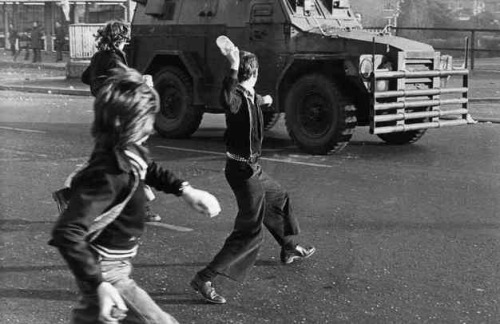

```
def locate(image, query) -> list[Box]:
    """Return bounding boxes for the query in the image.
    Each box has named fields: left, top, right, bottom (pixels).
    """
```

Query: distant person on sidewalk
left=30, top=21, right=43, bottom=63
left=8, top=23, right=19, bottom=61
left=54, top=21, right=66, bottom=62
left=19, top=29, right=31, bottom=61
left=82, top=20, right=162, bottom=223
left=50, top=68, right=221, bottom=324
left=190, top=47, right=316, bottom=304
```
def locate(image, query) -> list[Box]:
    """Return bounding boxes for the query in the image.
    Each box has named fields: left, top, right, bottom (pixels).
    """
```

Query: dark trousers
left=56, top=49, right=63, bottom=61
left=10, top=42, right=16, bottom=56
left=23, top=48, right=30, bottom=61
left=200, top=159, right=300, bottom=282
left=32, top=48, right=41, bottom=63
left=55, top=43, right=64, bottom=61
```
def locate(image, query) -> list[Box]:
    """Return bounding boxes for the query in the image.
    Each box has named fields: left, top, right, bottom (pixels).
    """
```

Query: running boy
left=190, top=47, right=316, bottom=304
left=81, top=20, right=161, bottom=222
left=50, top=68, right=221, bottom=323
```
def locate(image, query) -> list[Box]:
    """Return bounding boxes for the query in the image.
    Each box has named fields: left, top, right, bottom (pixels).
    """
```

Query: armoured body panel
left=129, top=0, right=473, bottom=154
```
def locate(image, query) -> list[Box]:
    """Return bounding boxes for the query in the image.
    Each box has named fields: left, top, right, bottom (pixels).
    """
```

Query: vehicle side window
left=251, top=3, right=273, bottom=23
left=145, top=0, right=176, bottom=20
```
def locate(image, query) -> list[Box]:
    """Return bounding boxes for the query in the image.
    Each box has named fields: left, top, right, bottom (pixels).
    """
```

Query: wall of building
left=0, top=0, right=128, bottom=50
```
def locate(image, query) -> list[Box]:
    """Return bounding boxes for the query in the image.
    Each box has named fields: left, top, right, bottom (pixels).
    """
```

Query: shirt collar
left=237, top=84, right=255, bottom=100
left=112, top=144, right=149, bottom=176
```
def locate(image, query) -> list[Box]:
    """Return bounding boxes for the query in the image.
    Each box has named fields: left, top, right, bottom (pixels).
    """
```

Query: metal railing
left=69, top=24, right=104, bottom=59
left=365, top=26, right=500, bottom=70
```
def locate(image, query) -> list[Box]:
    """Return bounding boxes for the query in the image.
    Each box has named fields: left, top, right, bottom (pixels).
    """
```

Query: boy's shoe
left=190, top=275, right=226, bottom=304
left=280, top=244, right=316, bottom=264
left=144, top=205, right=161, bottom=222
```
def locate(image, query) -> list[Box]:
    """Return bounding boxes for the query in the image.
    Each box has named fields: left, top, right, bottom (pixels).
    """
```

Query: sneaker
left=144, top=205, right=161, bottom=222
left=280, top=244, right=316, bottom=264
left=190, top=275, right=226, bottom=304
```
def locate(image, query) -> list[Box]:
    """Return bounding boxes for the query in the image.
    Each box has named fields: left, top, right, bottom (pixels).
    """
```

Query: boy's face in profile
left=246, top=69, right=258, bottom=88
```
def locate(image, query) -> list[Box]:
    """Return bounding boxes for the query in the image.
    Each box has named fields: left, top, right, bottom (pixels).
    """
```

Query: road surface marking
left=156, top=145, right=332, bottom=168
left=0, top=147, right=48, bottom=158
left=0, top=126, right=46, bottom=134
left=145, top=222, right=193, bottom=232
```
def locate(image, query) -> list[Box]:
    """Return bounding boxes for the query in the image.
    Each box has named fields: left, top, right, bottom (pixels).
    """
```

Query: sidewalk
left=0, top=49, right=90, bottom=96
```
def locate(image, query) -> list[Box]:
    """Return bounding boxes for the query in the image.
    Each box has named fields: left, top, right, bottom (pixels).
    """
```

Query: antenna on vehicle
left=463, top=36, right=469, bottom=69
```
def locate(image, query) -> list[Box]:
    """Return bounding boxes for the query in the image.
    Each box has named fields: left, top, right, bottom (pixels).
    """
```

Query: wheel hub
left=299, top=94, right=332, bottom=137
left=160, top=86, right=181, bottom=120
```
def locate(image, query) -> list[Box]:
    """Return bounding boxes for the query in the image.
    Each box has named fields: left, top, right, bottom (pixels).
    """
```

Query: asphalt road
left=1, top=90, right=499, bottom=324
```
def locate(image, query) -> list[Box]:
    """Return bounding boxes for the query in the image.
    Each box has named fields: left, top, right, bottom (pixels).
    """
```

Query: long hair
left=92, top=66, right=159, bottom=149
left=95, top=20, right=129, bottom=51
left=238, top=51, right=259, bottom=82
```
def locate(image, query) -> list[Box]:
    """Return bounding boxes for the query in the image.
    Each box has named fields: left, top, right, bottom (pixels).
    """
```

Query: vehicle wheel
left=377, top=129, right=426, bottom=145
left=284, top=74, right=357, bottom=154
left=153, top=67, right=202, bottom=138
left=263, top=111, right=281, bottom=131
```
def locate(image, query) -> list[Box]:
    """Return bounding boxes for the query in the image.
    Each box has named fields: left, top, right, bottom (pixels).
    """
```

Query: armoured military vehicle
left=128, top=0, right=473, bottom=154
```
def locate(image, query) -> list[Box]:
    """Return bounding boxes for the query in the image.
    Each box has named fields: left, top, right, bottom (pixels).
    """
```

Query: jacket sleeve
left=50, top=169, right=121, bottom=294
left=145, top=161, right=185, bottom=196
left=220, top=69, right=242, bottom=114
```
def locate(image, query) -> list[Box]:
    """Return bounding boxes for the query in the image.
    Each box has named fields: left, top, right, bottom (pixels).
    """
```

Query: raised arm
left=220, top=47, right=242, bottom=113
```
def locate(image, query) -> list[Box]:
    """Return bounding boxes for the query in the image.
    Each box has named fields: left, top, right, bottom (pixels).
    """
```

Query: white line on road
left=145, top=222, right=193, bottom=232
left=156, top=145, right=332, bottom=168
left=0, top=126, right=46, bottom=134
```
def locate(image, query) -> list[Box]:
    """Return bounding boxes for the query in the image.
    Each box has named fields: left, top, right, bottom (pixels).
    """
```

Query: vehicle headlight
left=376, top=79, right=389, bottom=92
left=359, top=58, right=373, bottom=79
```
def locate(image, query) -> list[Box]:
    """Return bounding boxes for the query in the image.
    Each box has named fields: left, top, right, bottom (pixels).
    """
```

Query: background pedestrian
left=19, top=29, right=31, bottom=61
left=54, top=21, right=66, bottom=62
left=30, top=21, right=43, bottom=63
left=8, top=23, right=19, bottom=61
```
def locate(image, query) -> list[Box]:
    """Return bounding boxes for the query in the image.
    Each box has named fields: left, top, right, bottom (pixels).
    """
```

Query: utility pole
left=393, top=0, right=402, bottom=28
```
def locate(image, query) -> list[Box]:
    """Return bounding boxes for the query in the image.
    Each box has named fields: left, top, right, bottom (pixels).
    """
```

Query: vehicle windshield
left=285, top=0, right=353, bottom=19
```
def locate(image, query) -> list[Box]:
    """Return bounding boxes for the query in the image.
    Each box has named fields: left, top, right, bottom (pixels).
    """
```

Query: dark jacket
left=220, top=69, right=271, bottom=159
left=30, top=26, right=43, bottom=49
left=55, top=26, right=66, bottom=46
left=8, top=27, right=18, bottom=44
left=50, top=143, right=185, bottom=294
left=81, top=49, right=128, bottom=96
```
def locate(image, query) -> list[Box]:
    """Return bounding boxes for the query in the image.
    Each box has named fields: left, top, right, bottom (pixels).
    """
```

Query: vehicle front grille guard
left=369, top=48, right=474, bottom=135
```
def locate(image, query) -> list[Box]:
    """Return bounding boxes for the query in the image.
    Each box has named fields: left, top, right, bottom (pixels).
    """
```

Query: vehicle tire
left=284, top=74, right=357, bottom=154
left=263, top=111, right=281, bottom=131
left=376, top=107, right=428, bottom=145
left=376, top=129, right=427, bottom=145
left=153, top=67, right=202, bottom=138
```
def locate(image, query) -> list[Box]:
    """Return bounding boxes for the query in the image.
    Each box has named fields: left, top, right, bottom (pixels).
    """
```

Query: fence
left=69, top=24, right=104, bottom=59
left=365, top=26, right=500, bottom=70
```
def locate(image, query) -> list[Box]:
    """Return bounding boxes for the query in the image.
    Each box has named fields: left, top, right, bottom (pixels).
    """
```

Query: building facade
left=443, top=0, right=500, bottom=21
left=0, top=0, right=131, bottom=51
left=352, top=0, right=500, bottom=27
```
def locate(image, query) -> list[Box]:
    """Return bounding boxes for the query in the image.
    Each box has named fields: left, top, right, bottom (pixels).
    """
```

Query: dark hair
left=95, top=20, right=129, bottom=51
left=238, top=51, right=259, bottom=82
left=92, top=66, right=159, bottom=149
